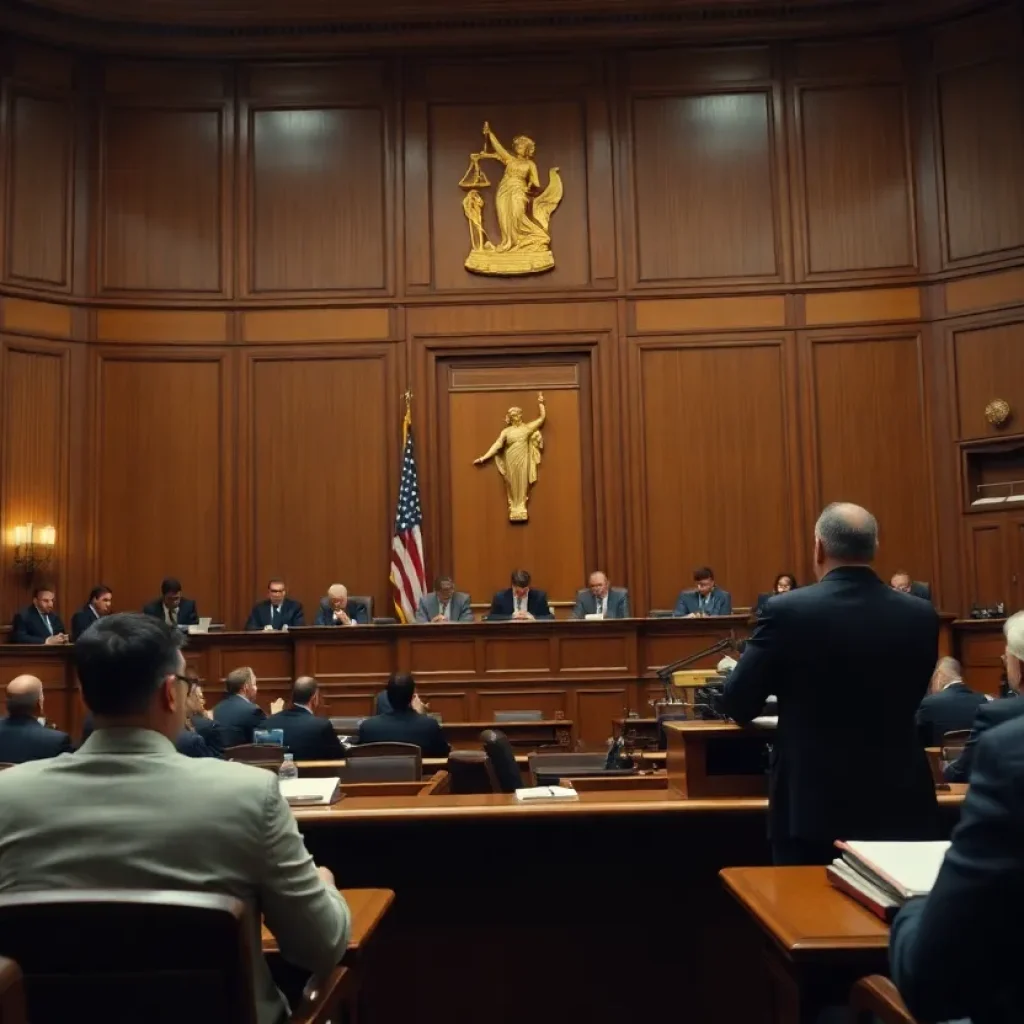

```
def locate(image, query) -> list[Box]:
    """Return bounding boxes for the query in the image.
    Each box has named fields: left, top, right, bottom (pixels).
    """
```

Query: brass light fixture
left=13, top=522, right=56, bottom=574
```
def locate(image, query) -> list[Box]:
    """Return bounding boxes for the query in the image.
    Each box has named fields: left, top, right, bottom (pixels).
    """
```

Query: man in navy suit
left=11, top=586, right=68, bottom=645
left=673, top=567, right=732, bottom=617
left=890, top=611, right=1024, bottom=1024
left=570, top=571, right=631, bottom=619
left=245, top=579, right=305, bottom=631
left=264, top=677, right=344, bottom=762
left=0, top=675, right=72, bottom=763
left=71, top=585, right=113, bottom=642
left=142, top=577, right=199, bottom=628
left=722, top=503, right=939, bottom=865
left=315, top=584, right=369, bottom=626
left=487, top=569, right=553, bottom=620
left=212, top=667, right=284, bottom=748
left=357, top=673, right=449, bottom=758
left=915, top=655, right=989, bottom=747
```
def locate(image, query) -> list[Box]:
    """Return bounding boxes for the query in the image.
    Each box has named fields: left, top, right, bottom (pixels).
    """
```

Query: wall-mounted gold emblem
left=985, top=399, right=1011, bottom=427
left=459, top=123, right=562, bottom=276
left=473, top=393, right=546, bottom=521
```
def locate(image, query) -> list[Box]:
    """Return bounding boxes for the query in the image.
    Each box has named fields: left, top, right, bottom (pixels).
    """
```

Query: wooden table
left=721, top=866, right=891, bottom=1024
left=261, top=887, right=394, bottom=958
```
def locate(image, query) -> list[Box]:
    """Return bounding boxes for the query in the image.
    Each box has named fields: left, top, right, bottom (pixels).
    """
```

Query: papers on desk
left=279, top=777, right=342, bottom=806
left=750, top=716, right=778, bottom=729
left=827, top=840, right=950, bottom=921
left=515, top=785, right=579, bottom=802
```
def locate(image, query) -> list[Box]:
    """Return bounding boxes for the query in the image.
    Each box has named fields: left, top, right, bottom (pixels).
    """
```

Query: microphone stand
left=656, top=631, right=737, bottom=705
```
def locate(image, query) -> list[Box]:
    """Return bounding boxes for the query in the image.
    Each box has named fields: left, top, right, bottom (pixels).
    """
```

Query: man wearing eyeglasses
left=0, top=613, right=350, bottom=1024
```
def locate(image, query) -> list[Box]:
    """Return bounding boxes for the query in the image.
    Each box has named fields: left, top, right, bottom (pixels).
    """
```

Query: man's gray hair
left=814, top=502, right=878, bottom=563
left=1005, top=610, right=1024, bottom=661
left=935, top=656, right=962, bottom=682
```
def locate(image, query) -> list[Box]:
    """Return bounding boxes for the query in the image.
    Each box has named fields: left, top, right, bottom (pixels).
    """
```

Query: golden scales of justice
left=458, top=121, right=563, bottom=276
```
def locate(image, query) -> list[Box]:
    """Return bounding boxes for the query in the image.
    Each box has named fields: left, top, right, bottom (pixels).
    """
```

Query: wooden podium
left=664, top=719, right=775, bottom=798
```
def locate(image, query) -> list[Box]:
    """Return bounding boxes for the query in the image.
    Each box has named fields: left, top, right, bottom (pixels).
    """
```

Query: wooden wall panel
left=804, top=332, right=935, bottom=586
left=244, top=349, right=396, bottom=621
left=632, top=338, right=796, bottom=612
left=951, top=316, right=1024, bottom=440
left=965, top=519, right=1007, bottom=610
left=4, top=91, right=73, bottom=289
left=94, top=352, right=230, bottom=620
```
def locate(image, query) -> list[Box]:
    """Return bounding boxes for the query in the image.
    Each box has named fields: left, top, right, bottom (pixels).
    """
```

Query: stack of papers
left=827, top=839, right=950, bottom=921
left=514, top=785, right=578, bottom=802
left=279, top=777, right=342, bottom=806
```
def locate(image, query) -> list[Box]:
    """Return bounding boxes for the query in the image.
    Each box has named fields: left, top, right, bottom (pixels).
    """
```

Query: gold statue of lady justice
left=474, top=394, right=546, bottom=521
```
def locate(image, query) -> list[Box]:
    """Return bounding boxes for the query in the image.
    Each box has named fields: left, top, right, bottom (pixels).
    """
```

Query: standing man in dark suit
left=673, top=567, right=732, bottom=617
left=11, top=586, right=68, bottom=645
left=264, top=678, right=344, bottom=762
left=71, top=585, right=113, bottom=641
left=142, top=578, right=199, bottom=628
left=570, top=571, right=631, bottom=619
left=315, top=584, right=369, bottom=626
left=357, top=673, right=449, bottom=758
left=212, top=667, right=284, bottom=748
left=722, top=502, right=940, bottom=865
left=246, top=579, right=305, bottom=631
left=0, top=675, right=72, bottom=763
left=487, top=569, right=553, bottom=620
left=889, top=610, right=1024, bottom=1024
left=915, top=656, right=989, bottom=747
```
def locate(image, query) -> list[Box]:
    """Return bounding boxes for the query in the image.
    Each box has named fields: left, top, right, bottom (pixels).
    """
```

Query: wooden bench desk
left=262, top=887, right=394, bottom=959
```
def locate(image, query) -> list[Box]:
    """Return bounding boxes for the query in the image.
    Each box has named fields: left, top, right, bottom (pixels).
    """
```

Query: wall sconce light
left=13, top=522, right=56, bottom=574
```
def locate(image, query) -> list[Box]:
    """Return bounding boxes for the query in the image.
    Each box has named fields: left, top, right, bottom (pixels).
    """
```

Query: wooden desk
left=261, top=887, right=394, bottom=958
left=664, top=719, right=775, bottom=798
left=721, top=866, right=890, bottom=1024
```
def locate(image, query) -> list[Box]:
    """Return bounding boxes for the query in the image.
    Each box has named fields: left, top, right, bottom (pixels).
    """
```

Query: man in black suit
left=0, top=675, right=72, bottom=763
left=722, top=502, right=940, bottom=866
left=211, top=667, right=284, bottom=748
left=487, top=569, right=553, bottom=621
left=915, top=656, right=989, bottom=747
left=315, top=584, right=369, bottom=626
left=890, top=571, right=931, bottom=603
left=142, top=577, right=199, bottom=628
left=264, top=677, right=345, bottom=761
left=890, top=613, right=1024, bottom=1024
left=245, top=579, right=305, bottom=631
left=357, top=673, right=449, bottom=758
left=71, top=585, right=113, bottom=642
left=11, top=586, right=68, bottom=645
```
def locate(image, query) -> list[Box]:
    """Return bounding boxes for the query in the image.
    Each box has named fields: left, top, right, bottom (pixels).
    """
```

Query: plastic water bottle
left=278, top=753, right=298, bottom=782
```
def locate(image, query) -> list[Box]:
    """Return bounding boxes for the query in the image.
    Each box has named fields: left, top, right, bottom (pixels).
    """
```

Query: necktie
left=169, top=607, right=177, bottom=627
left=516, top=597, right=522, bottom=614
left=440, top=602, right=448, bottom=620
left=597, top=598, right=604, bottom=617
left=43, top=614, right=52, bottom=635
left=272, top=606, right=279, bottom=628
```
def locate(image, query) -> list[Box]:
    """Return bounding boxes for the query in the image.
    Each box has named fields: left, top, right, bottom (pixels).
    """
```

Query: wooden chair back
left=446, top=750, right=501, bottom=793
left=942, top=729, right=971, bottom=743
left=850, top=975, right=917, bottom=1023
left=0, top=957, right=26, bottom=1024
left=225, top=743, right=285, bottom=770
left=343, top=755, right=420, bottom=783
left=346, top=742, right=422, bottom=778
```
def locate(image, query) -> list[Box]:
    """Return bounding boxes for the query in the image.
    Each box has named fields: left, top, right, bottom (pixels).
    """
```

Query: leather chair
left=941, top=728, right=970, bottom=764
left=0, top=889, right=353, bottom=1024
left=446, top=750, right=500, bottom=794
left=0, top=957, right=26, bottom=1024
left=528, top=751, right=619, bottom=786
left=319, top=595, right=376, bottom=623
left=480, top=729, right=521, bottom=793
left=224, top=743, right=285, bottom=771
left=346, top=741, right=422, bottom=780
left=850, top=975, right=917, bottom=1023
left=343, top=756, right=420, bottom=783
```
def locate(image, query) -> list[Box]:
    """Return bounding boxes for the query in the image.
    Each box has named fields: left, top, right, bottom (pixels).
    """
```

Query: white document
left=279, top=777, right=341, bottom=806
left=515, top=786, right=579, bottom=802
left=839, top=840, right=950, bottom=900
left=584, top=613, right=604, bottom=621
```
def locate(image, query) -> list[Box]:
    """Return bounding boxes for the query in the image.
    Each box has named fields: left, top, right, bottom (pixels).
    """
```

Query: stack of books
left=826, top=840, right=950, bottom=921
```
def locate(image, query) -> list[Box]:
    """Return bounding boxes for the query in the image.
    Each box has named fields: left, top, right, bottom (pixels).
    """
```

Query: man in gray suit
left=414, top=576, right=473, bottom=623
left=570, top=571, right=631, bottom=619
left=0, top=613, right=350, bottom=1024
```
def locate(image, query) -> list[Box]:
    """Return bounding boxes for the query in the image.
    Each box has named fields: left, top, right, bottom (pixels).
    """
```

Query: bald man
left=264, top=676, right=345, bottom=761
left=0, top=675, right=72, bottom=764
left=315, top=584, right=369, bottom=626
left=723, top=502, right=940, bottom=865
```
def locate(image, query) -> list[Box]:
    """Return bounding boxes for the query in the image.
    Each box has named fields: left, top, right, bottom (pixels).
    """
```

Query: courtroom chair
left=319, top=595, right=375, bottom=620
left=528, top=751, right=625, bottom=787
left=343, top=755, right=420, bottom=783
left=347, top=742, right=422, bottom=779
left=941, top=728, right=970, bottom=764
left=0, top=890, right=353, bottom=1024
left=480, top=730, right=521, bottom=793
left=0, top=957, right=26, bottom=1024
left=493, top=709, right=543, bottom=723
left=850, top=975, right=917, bottom=1024
left=446, top=750, right=501, bottom=794
left=924, top=747, right=945, bottom=786
left=330, top=716, right=365, bottom=735
left=225, top=743, right=285, bottom=771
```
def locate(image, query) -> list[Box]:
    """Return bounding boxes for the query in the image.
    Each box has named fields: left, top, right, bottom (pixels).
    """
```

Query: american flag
left=389, top=400, right=427, bottom=622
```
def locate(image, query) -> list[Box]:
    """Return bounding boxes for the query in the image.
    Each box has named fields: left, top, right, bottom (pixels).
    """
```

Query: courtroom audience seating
left=480, top=730, right=521, bottom=792
left=0, top=890, right=354, bottom=1024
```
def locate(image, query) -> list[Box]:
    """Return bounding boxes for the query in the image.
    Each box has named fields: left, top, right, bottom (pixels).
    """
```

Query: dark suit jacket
left=11, top=606, right=67, bottom=644
left=943, top=694, right=1024, bottom=783
left=79, top=713, right=220, bottom=759
left=315, top=600, right=369, bottom=626
left=487, top=588, right=553, bottom=620
left=0, top=716, right=72, bottom=763
left=674, top=588, right=732, bottom=616
left=890, top=713, right=1024, bottom=1024
left=357, top=708, right=450, bottom=758
left=70, top=605, right=103, bottom=642
left=245, top=598, right=305, bottom=631
left=722, top=566, right=939, bottom=846
left=211, top=693, right=267, bottom=747
left=141, top=598, right=199, bottom=627
left=263, top=706, right=345, bottom=761
left=191, top=713, right=227, bottom=756
left=916, top=682, right=989, bottom=747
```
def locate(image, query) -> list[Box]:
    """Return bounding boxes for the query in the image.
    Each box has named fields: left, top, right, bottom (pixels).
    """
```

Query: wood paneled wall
left=0, top=4, right=1023, bottom=628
